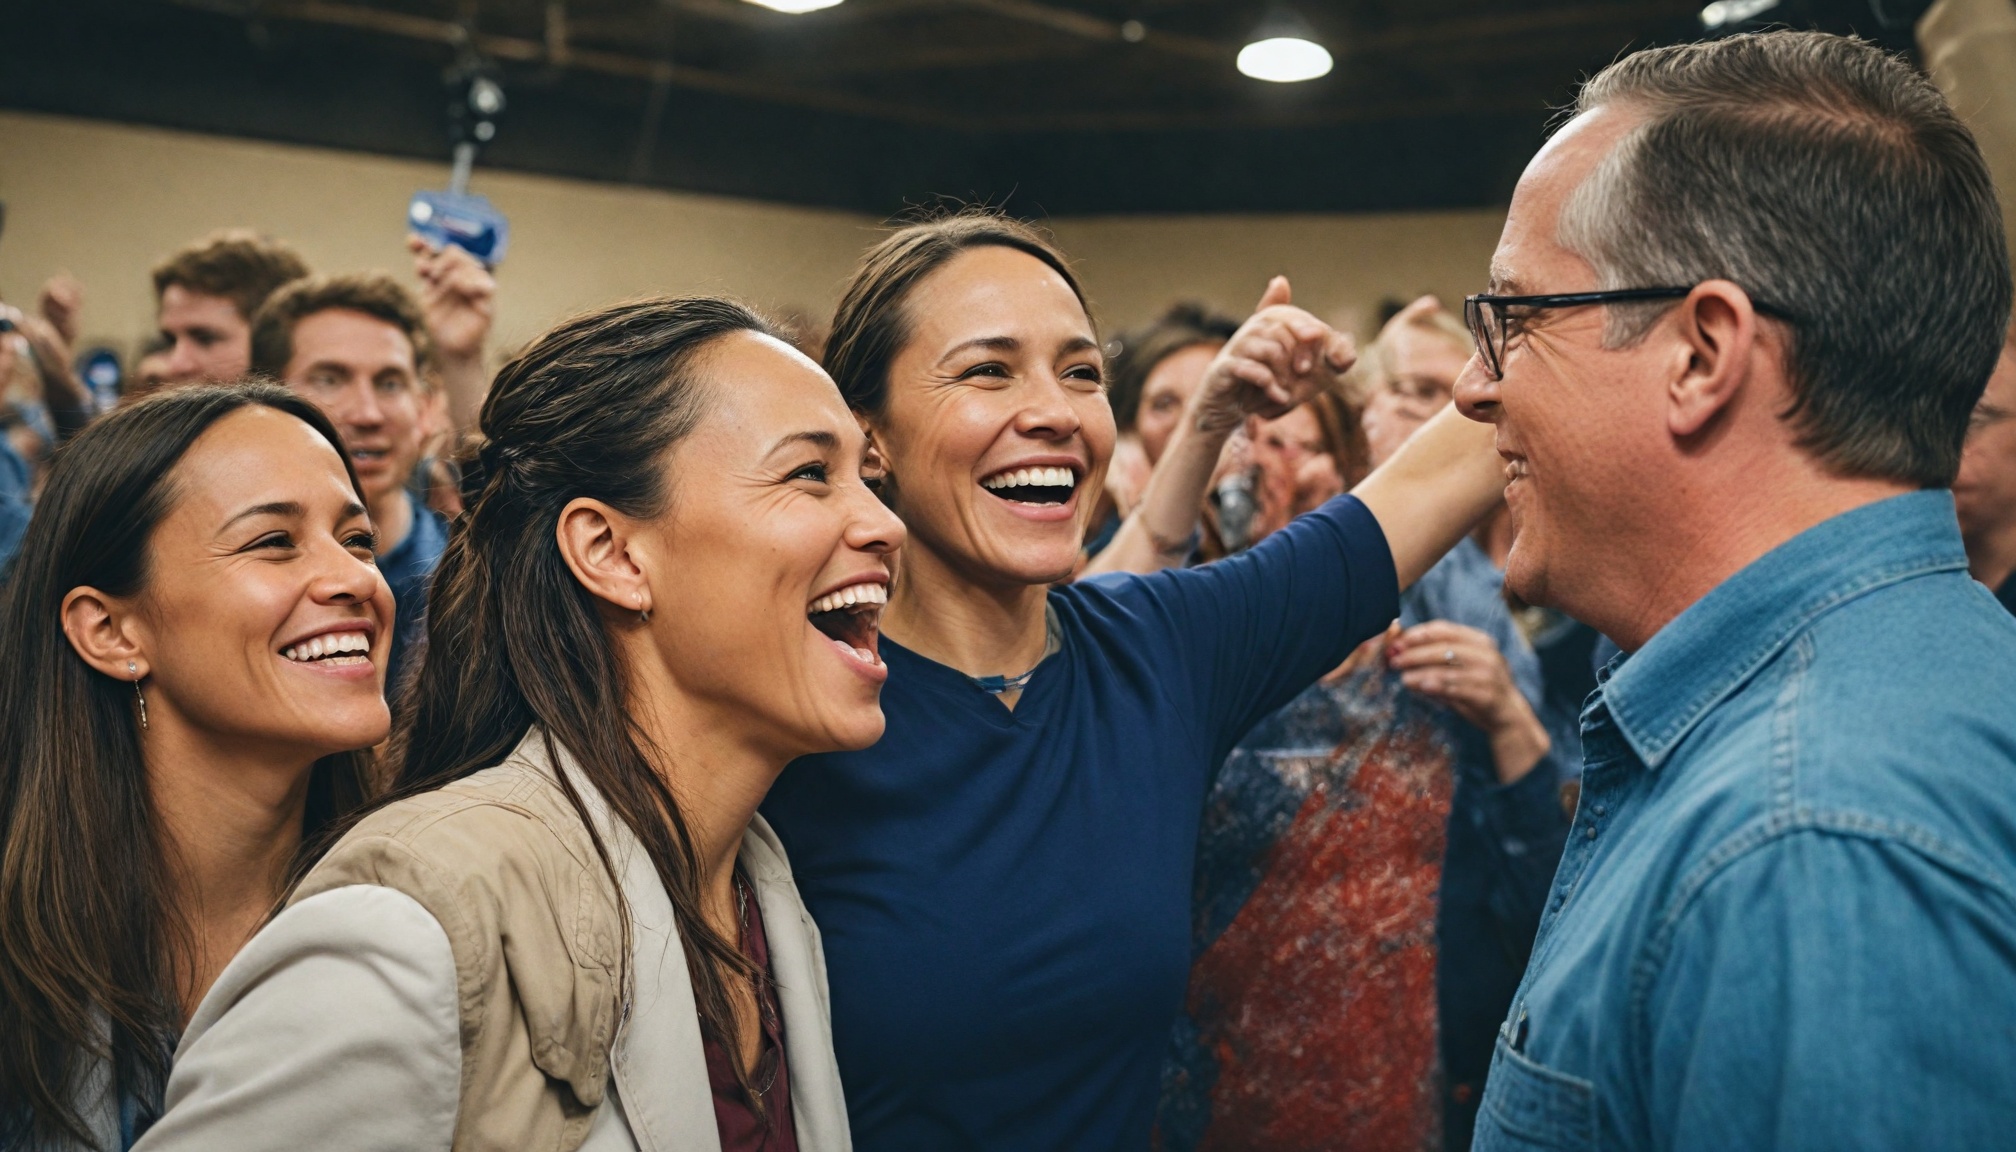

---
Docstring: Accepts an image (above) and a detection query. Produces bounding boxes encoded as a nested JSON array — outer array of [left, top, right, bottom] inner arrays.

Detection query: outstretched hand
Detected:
[[1190, 277, 1355, 436], [407, 234, 496, 363]]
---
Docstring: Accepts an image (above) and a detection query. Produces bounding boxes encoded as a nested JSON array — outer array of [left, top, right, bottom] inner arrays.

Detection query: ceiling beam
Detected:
[[160, 0, 971, 125]]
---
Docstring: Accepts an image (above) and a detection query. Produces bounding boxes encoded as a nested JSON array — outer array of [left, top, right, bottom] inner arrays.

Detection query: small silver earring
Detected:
[[128, 660, 148, 730], [636, 594, 650, 625]]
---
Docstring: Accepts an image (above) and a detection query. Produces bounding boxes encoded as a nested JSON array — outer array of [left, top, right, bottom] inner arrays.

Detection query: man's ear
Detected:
[[555, 497, 654, 621], [61, 587, 150, 680], [1666, 280, 1761, 440]]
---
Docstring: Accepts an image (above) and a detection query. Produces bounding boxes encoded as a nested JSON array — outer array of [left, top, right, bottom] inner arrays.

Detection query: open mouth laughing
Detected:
[[979, 464, 1080, 508], [808, 579, 887, 671]]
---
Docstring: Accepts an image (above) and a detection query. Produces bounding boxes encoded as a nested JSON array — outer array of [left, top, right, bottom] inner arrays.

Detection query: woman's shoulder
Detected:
[[292, 751, 622, 978]]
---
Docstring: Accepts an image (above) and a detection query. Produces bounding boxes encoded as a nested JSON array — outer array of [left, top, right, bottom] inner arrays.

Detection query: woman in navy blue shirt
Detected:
[[761, 210, 1505, 1150]]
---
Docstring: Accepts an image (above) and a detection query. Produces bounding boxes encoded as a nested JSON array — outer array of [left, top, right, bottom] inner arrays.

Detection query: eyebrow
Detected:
[[938, 334, 1100, 363], [939, 335, 1021, 364], [770, 430, 842, 454], [222, 501, 304, 530], [1487, 269, 1527, 295], [220, 500, 368, 531]]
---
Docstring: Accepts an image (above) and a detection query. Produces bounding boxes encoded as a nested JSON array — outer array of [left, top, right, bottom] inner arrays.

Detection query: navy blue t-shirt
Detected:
[[377, 490, 448, 697], [762, 495, 1398, 1151]]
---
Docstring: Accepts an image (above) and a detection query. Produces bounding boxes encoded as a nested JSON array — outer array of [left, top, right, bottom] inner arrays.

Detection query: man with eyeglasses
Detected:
[[1451, 30, 2016, 1151]]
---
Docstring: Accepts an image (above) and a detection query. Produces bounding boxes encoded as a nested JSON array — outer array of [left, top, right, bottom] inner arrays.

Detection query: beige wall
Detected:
[[0, 111, 878, 360], [1052, 212, 1506, 340], [0, 110, 1505, 362]]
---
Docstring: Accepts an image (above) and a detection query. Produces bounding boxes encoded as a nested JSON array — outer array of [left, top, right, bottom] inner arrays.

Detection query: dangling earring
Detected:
[[636, 593, 651, 625], [128, 660, 148, 730]]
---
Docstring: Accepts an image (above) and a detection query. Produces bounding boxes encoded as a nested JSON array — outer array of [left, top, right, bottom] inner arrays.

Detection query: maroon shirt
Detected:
[[703, 874, 798, 1152]]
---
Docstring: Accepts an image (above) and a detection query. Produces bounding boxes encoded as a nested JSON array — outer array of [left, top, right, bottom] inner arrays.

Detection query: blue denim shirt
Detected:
[[1472, 490, 2016, 1152]]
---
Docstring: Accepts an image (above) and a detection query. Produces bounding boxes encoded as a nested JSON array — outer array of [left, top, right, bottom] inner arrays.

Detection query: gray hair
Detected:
[[1558, 30, 2011, 487]]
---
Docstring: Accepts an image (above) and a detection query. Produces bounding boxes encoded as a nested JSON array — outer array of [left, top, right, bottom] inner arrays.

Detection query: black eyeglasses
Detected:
[[1463, 287, 1795, 380]]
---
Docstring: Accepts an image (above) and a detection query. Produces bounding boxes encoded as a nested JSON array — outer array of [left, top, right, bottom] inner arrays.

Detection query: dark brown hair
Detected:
[[0, 382, 373, 1148], [1106, 302, 1240, 431], [249, 272, 435, 381], [150, 229, 310, 321], [825, 207, 1093, 418], [382, 296, 781, 1117], [1306, 390, 1373, 490]]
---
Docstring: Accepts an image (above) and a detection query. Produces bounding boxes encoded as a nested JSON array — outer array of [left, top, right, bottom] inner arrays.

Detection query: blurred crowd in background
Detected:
[[2, 4, 2015, 1152]]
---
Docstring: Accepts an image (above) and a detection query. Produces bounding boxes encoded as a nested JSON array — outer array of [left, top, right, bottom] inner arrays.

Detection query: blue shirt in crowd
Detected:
[[1401, 537, 1571, 1147], [0, 436, 31, 578], [763, 495, 1398, 1152], [1473, 490, 2016, 1151], [376, 490, 448, 696]]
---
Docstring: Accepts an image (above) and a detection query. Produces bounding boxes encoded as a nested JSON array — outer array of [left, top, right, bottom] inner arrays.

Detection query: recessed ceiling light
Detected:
[[1237, 36, 1333, 83], [743, 0, 844, 13]]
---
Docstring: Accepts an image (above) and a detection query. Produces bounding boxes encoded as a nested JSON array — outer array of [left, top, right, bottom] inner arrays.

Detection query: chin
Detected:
[[986, 539, 1083, 586], [1502, 541, 1552, 612], [798, 705, 887, 755]]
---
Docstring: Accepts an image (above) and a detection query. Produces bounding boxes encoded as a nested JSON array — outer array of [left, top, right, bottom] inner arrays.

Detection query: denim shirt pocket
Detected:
[[1472, 1034, 1599, 1152]]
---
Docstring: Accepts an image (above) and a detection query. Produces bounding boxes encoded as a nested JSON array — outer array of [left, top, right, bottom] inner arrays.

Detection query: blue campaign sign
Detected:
[[81, 348, 122, 411], [407, 190, 510, 266]]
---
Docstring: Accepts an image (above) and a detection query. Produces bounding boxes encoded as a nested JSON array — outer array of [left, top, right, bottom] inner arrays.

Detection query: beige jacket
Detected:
[[135, 732, 852, 1152]]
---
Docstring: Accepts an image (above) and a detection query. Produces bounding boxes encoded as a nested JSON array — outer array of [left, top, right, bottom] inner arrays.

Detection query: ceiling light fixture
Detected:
[[742, 0, 844, 13], [1237, 7, 1333, 84], [1699, 0, 1780, 31]]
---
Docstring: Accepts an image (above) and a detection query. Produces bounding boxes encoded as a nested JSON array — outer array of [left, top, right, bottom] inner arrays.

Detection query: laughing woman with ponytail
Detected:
[[134, 299, 899, 1152]]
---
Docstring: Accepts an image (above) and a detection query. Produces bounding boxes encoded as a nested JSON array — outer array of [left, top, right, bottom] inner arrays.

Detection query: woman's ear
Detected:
[[555, 497, 654, 620], [61, 587, 150, 680], [858, 414, 899, 507]]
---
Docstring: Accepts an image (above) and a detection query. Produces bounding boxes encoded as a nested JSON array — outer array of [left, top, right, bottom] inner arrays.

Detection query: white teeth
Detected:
[[809, 583, 888, 616], [283, 632, 371, 662], [981, 465, 1077, 491]]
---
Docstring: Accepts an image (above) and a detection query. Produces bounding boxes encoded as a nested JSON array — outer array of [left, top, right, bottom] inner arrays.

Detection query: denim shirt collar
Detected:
[[1602, 489, 1967, 770]]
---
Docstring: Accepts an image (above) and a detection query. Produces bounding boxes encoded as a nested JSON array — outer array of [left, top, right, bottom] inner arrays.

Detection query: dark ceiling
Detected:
[[0, 0, 1921, 216]]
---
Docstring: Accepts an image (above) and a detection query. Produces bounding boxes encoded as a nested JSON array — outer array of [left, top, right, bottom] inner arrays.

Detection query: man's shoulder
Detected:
[[1666, 572, 2016, 897]]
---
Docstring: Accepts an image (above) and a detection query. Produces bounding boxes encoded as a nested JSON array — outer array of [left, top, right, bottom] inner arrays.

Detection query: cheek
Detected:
[[147, 566, 297, 705], [1080, 394, 1117, 465]]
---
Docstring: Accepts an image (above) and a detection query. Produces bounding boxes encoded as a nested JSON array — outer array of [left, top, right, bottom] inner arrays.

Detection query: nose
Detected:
[[1014, 373, 1083, 442], [846, 480, 906, 557], [165, 339, 204, 381], [330, 379, 385, 431], [309, 535, 389, 611], [1454, 353, 1502, 424]]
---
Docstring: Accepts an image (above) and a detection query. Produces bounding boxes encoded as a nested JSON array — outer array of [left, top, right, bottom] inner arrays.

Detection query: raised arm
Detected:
[[408, 235, 497, 429], [1351, 404, 1504, 590], [1086, 276, 1353, 576]]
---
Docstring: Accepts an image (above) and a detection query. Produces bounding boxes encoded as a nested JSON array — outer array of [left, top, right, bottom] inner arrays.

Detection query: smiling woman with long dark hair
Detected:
[[0, 383, 384, 1150], [131, 297, 897, 1152]]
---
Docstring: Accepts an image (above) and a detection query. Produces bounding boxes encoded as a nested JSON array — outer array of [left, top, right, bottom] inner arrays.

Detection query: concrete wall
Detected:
[[0, 110, 1505, 359]]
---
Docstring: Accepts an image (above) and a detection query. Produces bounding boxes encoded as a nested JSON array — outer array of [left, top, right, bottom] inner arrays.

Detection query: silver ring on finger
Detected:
[[1443, 648, 1458, 667]]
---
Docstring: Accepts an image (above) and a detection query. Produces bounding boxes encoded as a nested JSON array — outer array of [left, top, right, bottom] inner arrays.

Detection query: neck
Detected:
[[621, 650, 793, 935], [1591, 462, 1910, 652], [881, 537, 1050, 680], [144, 710, 315, 1021], [371, 484, 415, 557]]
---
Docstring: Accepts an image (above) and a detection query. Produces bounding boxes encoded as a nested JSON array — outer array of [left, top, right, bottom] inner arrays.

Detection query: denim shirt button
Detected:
[[1585, 824, 1598, 840]]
